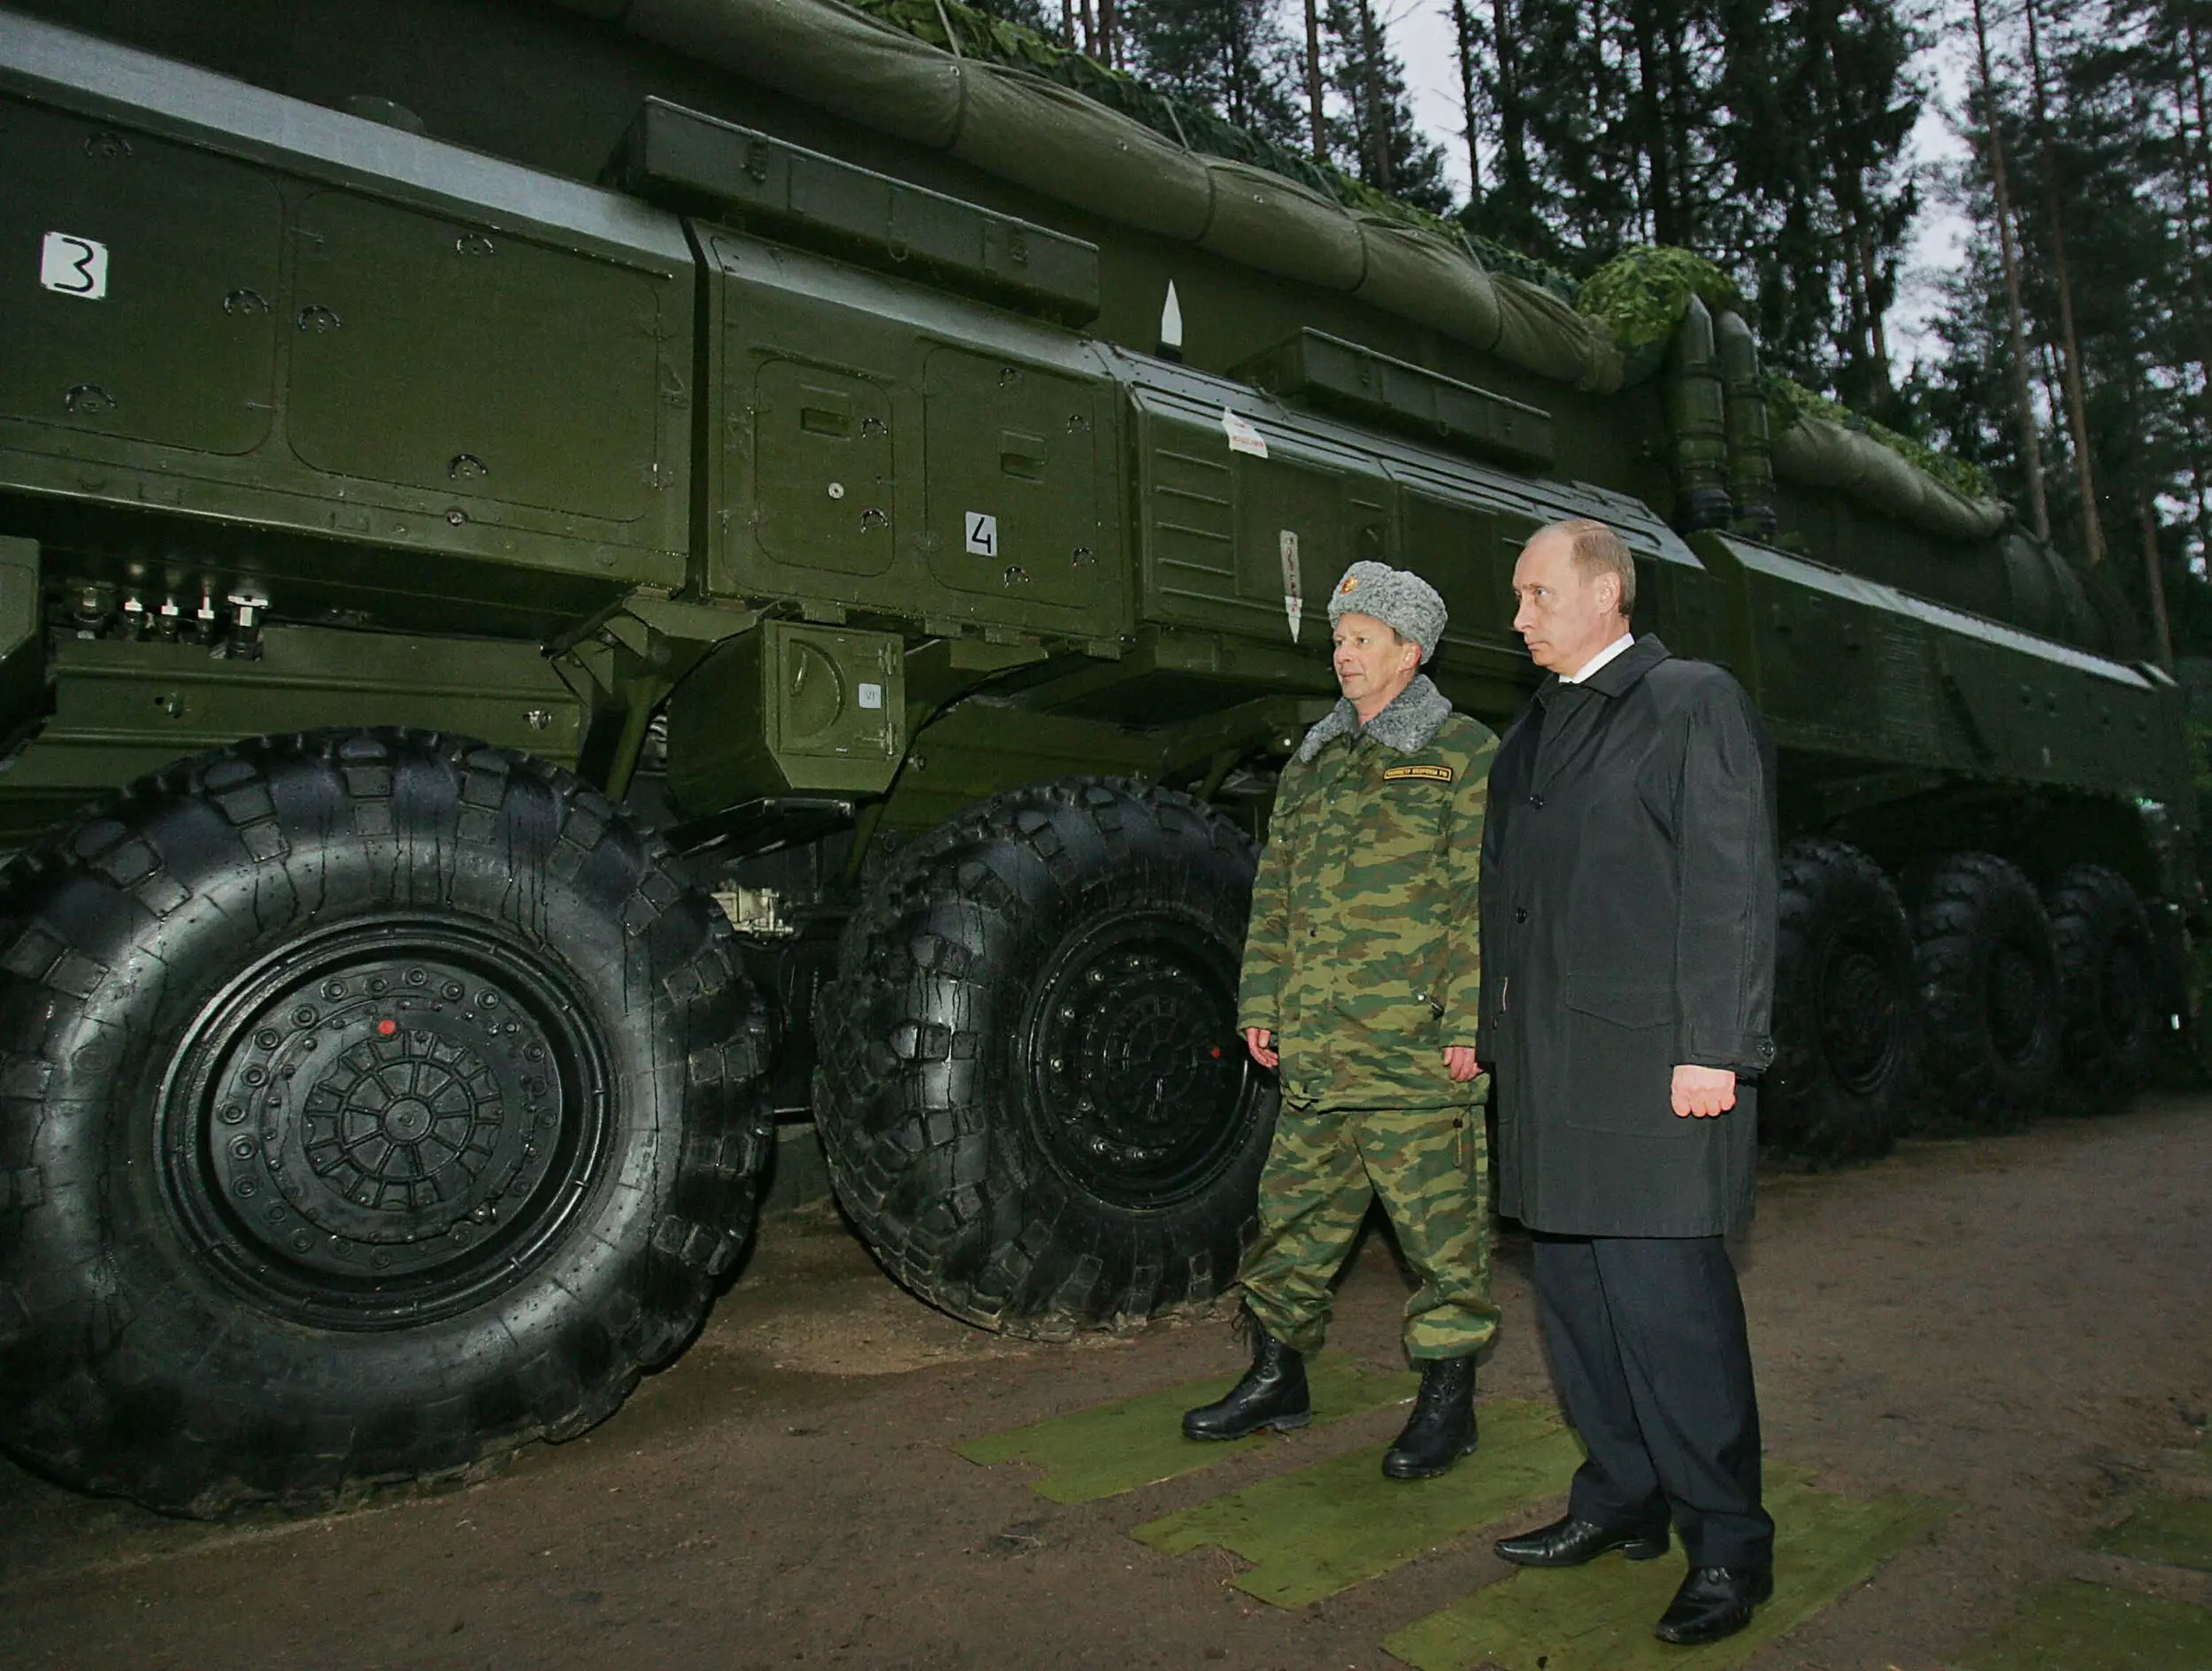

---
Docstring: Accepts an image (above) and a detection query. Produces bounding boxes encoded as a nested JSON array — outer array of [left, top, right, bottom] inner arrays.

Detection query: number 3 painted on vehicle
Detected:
[[40, 231, 109, 300]]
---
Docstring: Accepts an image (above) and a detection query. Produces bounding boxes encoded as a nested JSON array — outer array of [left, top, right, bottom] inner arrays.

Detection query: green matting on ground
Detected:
[[1130, 1399, 1580, 1606], [955, 1351, 1417, 1505], [1954, 1580, 2212, 1670], [1381, 1466, 1947, 1671], [2094, 1494, 2212, 1572]]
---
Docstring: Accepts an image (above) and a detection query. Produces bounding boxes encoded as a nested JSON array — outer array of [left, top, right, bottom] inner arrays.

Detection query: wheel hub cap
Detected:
[[1817, 937, 1901, 1095], [1027, 915, 1259, 1208], [164, 920, 605, 1328]]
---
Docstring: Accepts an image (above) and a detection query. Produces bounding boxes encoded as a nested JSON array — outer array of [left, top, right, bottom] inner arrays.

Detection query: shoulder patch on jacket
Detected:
[[1383, 763, 1454, 783]]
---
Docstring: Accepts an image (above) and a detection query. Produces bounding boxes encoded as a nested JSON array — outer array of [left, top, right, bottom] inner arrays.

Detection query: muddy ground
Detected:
[[3, 1097, 2209, 1670]]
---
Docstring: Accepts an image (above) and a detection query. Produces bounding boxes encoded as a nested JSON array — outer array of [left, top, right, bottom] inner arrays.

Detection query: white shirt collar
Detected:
[[1562, 631, 1635, 685]]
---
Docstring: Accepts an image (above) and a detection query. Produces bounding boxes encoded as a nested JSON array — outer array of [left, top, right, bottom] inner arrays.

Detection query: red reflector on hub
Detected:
[[376, 1018, 398, 1037]]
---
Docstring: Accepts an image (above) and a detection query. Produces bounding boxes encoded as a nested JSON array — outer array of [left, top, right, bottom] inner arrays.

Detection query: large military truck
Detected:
[[0, 1, 2193, 1514]]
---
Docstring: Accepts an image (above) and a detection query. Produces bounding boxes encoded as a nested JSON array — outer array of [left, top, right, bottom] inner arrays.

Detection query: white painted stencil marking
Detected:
[[1222, 408, 1268, 458], [41, 232, 108, 299], [857, 682, 884, 710], [964, 512, 998, 557], [1279, 528, 1303, 643]]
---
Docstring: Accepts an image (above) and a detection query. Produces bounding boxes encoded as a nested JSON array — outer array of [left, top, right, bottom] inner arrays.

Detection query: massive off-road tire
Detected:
[[0, 730, 772, 1516], [1763, 838, 1916, 1161], [2047, 863, 2161, 1102], [1910, 852, 2060, 1129], [813, 778, 1275, 1336]]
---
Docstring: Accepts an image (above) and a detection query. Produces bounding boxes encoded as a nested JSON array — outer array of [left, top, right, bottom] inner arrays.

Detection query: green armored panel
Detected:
[[1701, 534, 2170, 798], [664, 621, 906, 816], [1126, 353, 1702, 674], [0, 12, 694, 589], [1132, 382, 1375, 645], [1235, 329, 1555, 472], [286, 191, 666, 523], [1400, 491, 1540, 656], [699, 227, 1130, 641], [1716, 544, 1955, 768], [0, 98, 283, 457], [751, 359, 899, 576], [0, 626, 582, 821], [611, 98, 1100, 324], [921, 348, 1107, 607], [0, 538, 43, 750]]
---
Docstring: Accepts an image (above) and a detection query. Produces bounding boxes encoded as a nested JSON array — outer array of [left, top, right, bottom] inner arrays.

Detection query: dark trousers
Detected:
[[1530, 1232, 1775, 1569]]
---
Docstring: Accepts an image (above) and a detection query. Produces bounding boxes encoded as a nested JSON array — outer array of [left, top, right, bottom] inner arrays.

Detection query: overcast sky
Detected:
[[1387, 5, 1977, 368]]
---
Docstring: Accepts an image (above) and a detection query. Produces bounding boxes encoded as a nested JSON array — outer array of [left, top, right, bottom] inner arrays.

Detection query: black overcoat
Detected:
[[1477, 635, 1778, 1236]]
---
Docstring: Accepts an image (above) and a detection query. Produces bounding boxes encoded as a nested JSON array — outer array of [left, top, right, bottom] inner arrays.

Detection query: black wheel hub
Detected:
[[1985, 942, 2045, 1065], [1025, 914, 1261, 1209], [2102, 944, 2151, 1050], [1817, 935, 1904, 1096], [160, 919, 608, 1329]]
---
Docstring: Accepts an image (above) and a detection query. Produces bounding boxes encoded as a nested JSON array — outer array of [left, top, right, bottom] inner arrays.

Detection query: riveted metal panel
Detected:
[[751, 359, 897, 576], [920, 348, 1105, 606], [287, 191, 665, 522], [0, 96, 283, 456]]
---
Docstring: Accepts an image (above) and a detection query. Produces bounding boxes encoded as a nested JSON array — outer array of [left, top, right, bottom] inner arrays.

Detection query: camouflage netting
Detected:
[[584, 0, 2006, 537], [1578, 248, 2008, 541], [1578, 246, 1747, 353]]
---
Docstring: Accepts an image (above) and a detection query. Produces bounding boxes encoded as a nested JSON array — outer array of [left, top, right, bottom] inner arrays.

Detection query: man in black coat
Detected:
[[1479, 518, 1780, 1648]]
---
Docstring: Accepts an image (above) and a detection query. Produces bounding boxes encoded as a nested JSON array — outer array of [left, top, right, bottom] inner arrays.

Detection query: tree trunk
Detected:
[[1626, 0, 1677, 243], [2139, 501, 2175, 668], [1489, 0, 1531, 205], [1358, 0, 1390, 191], [1450, 0, 1485, 206], [1304, 0, 1327, 159], [2025, 0, 2106, 566], [1972, 0, 2050, 541]]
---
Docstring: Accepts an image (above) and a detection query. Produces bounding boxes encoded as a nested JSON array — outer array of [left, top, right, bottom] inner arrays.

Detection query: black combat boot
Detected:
[[1182, 1324, 1311, 1441], [1382, 1355, 1479, 1479]]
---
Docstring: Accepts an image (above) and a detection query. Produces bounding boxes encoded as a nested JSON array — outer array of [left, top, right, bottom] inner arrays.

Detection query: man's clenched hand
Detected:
[[1671, 1065, 1737, 1118]]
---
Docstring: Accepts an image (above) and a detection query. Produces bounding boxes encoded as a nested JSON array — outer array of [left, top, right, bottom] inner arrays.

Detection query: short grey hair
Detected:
[[1537, 518, 1637, 617]]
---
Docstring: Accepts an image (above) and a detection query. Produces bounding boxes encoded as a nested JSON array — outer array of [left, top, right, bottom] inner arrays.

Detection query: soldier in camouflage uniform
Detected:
[[1182, 560, 1499, 1480]]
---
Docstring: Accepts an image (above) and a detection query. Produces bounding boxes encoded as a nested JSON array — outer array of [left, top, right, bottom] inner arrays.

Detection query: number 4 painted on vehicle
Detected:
[[40, 232, 109, 300], [964, 512, 998, 557]]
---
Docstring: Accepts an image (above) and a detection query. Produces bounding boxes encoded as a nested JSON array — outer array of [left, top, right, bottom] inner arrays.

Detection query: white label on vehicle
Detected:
[[1279, 528, 1302, 643], [40, 231, 108, 299], [964, 511, 998, 557], [857, 681, 884, 710], [1222, 407, 1268, 458]]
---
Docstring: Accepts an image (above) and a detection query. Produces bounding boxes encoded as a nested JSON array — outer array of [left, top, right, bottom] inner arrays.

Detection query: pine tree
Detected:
[[1322, 0, 1454, 211], [1121, 0, 1308, 148]]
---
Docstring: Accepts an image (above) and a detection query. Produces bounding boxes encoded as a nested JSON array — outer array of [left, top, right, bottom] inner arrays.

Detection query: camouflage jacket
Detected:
[[1238, 675, 1497, 1108]]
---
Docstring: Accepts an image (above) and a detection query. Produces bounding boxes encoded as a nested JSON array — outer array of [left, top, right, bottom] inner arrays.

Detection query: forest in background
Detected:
[[939, 0, 2212, 668]]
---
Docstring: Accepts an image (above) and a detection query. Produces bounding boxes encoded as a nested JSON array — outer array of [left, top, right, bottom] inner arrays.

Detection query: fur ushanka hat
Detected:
[[1327, 561, 1448, 665]]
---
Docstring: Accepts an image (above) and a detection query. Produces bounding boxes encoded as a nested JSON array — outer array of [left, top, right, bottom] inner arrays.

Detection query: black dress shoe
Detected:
[[1494, 1513, 1671, 1567], [1382, 1356, 1479, 1480], [1182, 1329, 1310, 1440], [1652, 1565, 1774, 1645]]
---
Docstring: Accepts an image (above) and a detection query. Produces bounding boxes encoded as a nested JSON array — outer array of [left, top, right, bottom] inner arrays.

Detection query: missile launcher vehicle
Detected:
[[0, 0, 2194, 1513]]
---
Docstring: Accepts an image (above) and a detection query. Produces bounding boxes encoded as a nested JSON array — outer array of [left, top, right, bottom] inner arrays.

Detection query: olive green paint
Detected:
[[611, 98, 1101, 324], [955, 1351, 1416, 1505], [0, 8, 2193, 913], [1381, 1467, 1948, 1671], [2094, 1495, 2212, 1572], [1131, 1399, 1580, 1606], [1953, 1581, 2212, 1671]]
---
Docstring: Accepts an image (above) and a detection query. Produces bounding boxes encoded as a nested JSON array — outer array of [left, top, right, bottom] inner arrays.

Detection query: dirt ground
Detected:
[[3, 1096, 2210, 1670]]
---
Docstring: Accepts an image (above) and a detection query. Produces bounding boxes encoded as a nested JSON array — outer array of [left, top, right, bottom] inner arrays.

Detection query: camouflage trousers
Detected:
[[1238, 1095, 1496, 1361]]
